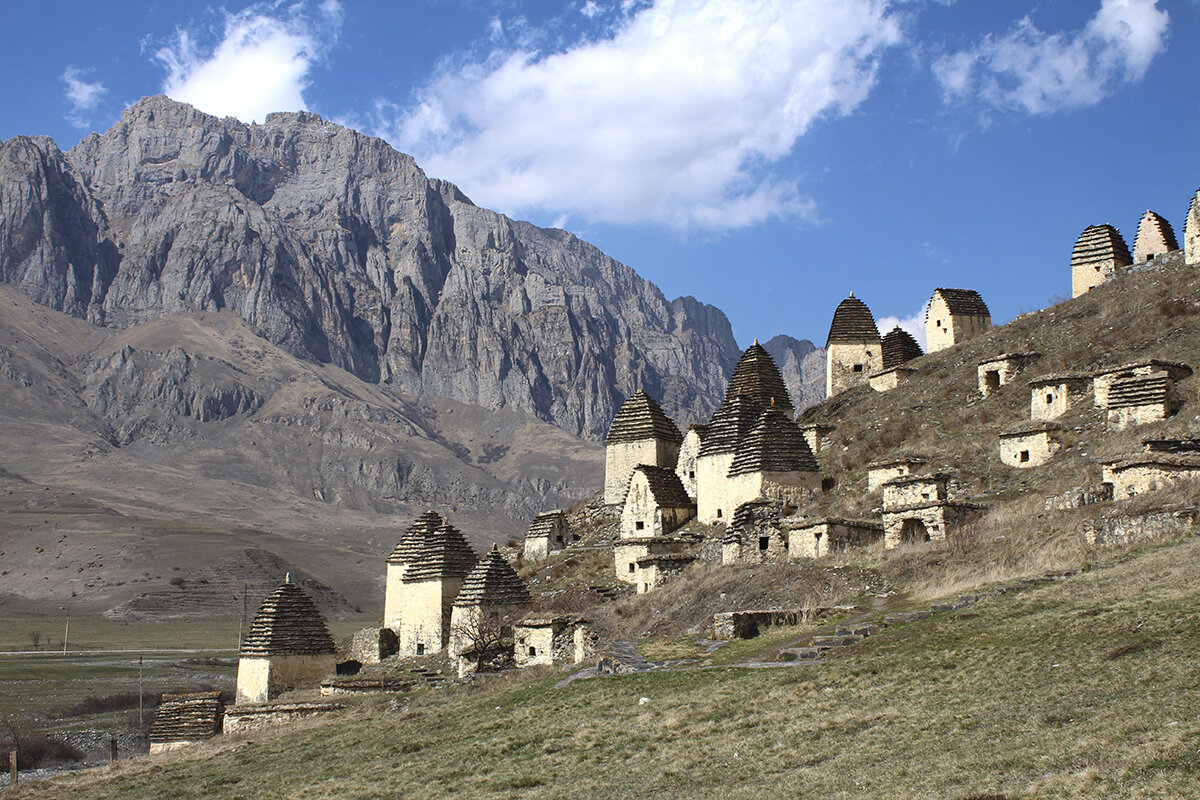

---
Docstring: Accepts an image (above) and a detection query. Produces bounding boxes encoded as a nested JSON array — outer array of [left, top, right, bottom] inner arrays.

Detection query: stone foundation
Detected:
[[1084, 507, 1200, 546], [223, 702, 344, 734], [235, 654, 336, 705]]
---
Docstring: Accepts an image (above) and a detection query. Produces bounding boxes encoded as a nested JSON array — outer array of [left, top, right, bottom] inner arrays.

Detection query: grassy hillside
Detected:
[[26, 533, 1200, 799]]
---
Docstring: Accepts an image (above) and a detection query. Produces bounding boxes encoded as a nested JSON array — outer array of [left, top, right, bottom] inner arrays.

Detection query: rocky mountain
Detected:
[[762, 334, 825, 411], [0, 96, 751, 439]]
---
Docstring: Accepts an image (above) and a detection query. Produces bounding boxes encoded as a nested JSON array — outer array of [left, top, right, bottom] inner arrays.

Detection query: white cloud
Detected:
[[933, 0, 1169, 115], [155, 2, 341, 123], [61, 67, 106, 128], [380, 0, 904, 231], [877, 303, 929, 351]]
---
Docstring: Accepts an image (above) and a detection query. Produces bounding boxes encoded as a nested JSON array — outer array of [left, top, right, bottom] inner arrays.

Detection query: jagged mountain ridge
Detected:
[[0, 95, 798, 439]]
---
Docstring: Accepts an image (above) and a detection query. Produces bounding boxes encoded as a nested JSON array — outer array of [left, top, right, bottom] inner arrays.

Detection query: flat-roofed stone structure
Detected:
[[1103, 455, 1200, 499], [868, 365, 917, 392], [881, 474, 982, 549], [1106, 372, 1181, 430], [978, 352, 1041, 397], [1143, 437, 1200, 454], [867, 457, 929, 491], [1094, 361, 1192, 408], [613, 536, 684, 584], [621, 465, 695, 538], [1186, 188, 1200, 266], [603, 390, 683, 505], [1132, 210, 1179, 264], [1029, 373, 1092, 420], [881, 326, 923, 370], [721, 501, 788, 564], [523, 510, 569, 560], [149, 692, 224, 753], [449, 546, 531, 665], [786, 518, 884, 559], [926, 288, 990, 353], [348, 627, 398, 665], [634, 553, 696, 594], [999, 421, 1065, 468], [1071, 224, 1132, 297], [825, 294, 882, 396], [223, 702, 343, 734], [675, 424, 707, 499], [798, 423, 836, 458], [513, 616, 593, 668], [384, 510, 444, 631], [236, 579, 337, 704], [393, 520, 477, 656]]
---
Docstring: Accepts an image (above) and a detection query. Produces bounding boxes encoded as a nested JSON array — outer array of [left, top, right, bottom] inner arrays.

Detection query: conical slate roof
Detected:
[[723, 342, 794, 414], [1071, 224, 1131, 269], [881, 326, 923, 370], [240, 581, 336, 656], [454, 546, 531, 607], [698, 392, 763, 458], [605, 391, 683, 445], [929, 288, 990, 318], [404, 522, 478, 581], [826, 293, 880, 346], [630, 465, 694, 508], [387, 510, 445, 565], [728, 410, 819, 477], [1132, 210, 1178, 263]]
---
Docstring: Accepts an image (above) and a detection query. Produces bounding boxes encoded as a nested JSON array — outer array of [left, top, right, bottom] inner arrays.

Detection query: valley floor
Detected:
[[21, 535, 1200, 800]]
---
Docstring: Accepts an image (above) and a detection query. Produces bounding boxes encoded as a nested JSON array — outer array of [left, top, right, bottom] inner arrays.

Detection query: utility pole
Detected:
[[61, 605, 69, 655]]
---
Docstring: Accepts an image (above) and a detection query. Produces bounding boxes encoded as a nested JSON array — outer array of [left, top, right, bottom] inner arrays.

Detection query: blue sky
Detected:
[[2, 0, 1198, 348]]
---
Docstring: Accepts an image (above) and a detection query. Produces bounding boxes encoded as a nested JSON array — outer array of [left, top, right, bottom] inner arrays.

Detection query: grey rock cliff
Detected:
[[0, 96, 748, 438], [762, 334, 826, 412]]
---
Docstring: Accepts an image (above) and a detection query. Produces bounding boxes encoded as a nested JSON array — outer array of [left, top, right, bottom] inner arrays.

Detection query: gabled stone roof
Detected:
[[1094, 360, 1192, 380], [526, 510, 567, 539], [698, 392, 763, 458], [387, 510, 445, 565], [454, 546, 531, 607], [826, 293, 880, 346], [723, 342, 794, 414], [728, 410, 819, 477], [1132, 210, 1179, 262], [240, 581, 336, 657], [1071, 224, 1132, 269], [929, 288, 990, 318], [403, 522, 478, 581], [881, 326, 923, 370], [149, 692, 224, 745], [605, 390, 683, 445], [630, 465, 694, 508]]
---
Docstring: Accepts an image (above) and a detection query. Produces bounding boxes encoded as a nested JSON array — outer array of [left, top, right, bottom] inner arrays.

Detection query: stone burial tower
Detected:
[[391, 520, 478, 656], [1071, 224, 1131, 297], [1131, 210, 1179, 264], [383, 510, 445, 632], [235, 578, 337, 704], [448, 545, 532, 669], [925, 288, 990, 353], [825, 293, 882, 397], [603, 390, 684, 505]]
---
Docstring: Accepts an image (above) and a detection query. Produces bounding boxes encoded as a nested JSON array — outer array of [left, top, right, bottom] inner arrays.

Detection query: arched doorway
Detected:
[[900, 518, 930, 544]]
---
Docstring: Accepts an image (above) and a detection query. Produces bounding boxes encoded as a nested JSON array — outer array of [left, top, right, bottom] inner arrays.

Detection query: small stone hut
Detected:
[[149, 692, 224, 754], [448, 546, 531, 667], [881, 474, 982, 549], [1103, 455, 1200, 499], [1132, 210, 1179, 264], [786, 518, 884, 559], [1186, 188, 1200, 266], [523, 510, 570, 560], [798, 423, 836, 458], [384, 510, 444, 631], [236, 579, 337, 704], [1029, 373, 1092, 421], [392, 521, 478, 656], [613, 536, 684, 584], [868, 365, 916, 392], [978, 352, 1041, 397], [825, 293, 882, 396], [722, 500, 789, 564], [999, 421, 1065, 468], [513, 616, 593, 668], [1106, 372, 1181, 431], [1093, 361, 1192, 408], [603, 390, 683, 505], [621, 465, 695, 538], [675, 423, 707, 499], [867, 456, 929, 491], [1071, 224, 1131, 298], [634, 553, 697, 594], [925, 288, 990, 353]]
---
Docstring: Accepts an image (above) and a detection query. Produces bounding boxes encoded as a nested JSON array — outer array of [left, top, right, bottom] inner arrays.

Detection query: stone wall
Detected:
[[224, 702, 343, 734], [620, 473, 693, 538], [826, 341, 882, 396], [882, 475, 949, 508], [868, 367, 914, 392], [926, 298, 989, 353], [696, 452, 735, 523], [787, 520, 883, 559], [883, 503, 980, 549], [799, 425, 835, 458], [513, 622, 562, 667], [1187, 189, 1200, 266], [1104, 462, 1200, 499], [349, 627, 398, 665], [1044, 484, 1113, 511], [711, 609, 807, 640], [612, 538, 682, 584], [604, 439, 678, 505], [1108, 402, 1170, 431], [382, 562, 405, 631], [675, 428, 703, 499], [978, 354, 1039, 397], [1073, 255, 1127, 298], [235, 654, 336, 704], [396, 577, 461, 655], [867, 461, 925, 491], [1000, 430, 1062, 468], [1030, 379, 1090, 421], [1084, 507, 1200, 546], [523, 534, 549, 560]]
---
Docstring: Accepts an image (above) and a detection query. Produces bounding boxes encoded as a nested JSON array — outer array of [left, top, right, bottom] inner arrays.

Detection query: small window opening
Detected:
[[1019, 450, 1030, 463], [985, 371, 1000, 393], [528, 647, 537, 657], [1046, 392, 1054, 405], [635, 520, 645, 530], [936, 320, 942, 327], [628, 563, 636, 573], [416, 643, 425, 656], [852, 364, 864, 373], [1148, 253, 1156, 261], [758, 536, 770, 552], [716, 509, 723, 518], [688, 471, 695, 480]]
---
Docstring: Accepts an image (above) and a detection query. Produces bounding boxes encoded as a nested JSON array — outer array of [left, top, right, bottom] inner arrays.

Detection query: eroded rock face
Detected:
[[761, 334, 826, 412], [0, 96, 746, 438]]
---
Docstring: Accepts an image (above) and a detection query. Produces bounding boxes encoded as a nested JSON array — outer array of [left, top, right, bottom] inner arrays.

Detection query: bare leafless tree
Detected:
[[451, 609, 518, 673]]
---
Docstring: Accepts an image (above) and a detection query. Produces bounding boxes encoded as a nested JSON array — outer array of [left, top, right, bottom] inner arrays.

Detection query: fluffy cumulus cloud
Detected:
[[877, 305, 929, 352], [155, 1, 342, 123], [933, 0, 1169, 115], [61, 67, 107, 128], [384, 0, 903, 230]]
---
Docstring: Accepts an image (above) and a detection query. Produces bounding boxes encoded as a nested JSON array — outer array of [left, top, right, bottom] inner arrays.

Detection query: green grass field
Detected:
[[20, 535, 1200, 799]]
